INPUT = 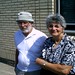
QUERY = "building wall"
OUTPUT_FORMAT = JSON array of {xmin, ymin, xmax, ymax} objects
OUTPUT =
[{"xmin": 0, "ymin": 0, "xmax": 54, "ymax": 61}]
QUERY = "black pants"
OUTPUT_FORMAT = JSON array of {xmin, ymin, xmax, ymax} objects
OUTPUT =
[
  {"xmin": 41, "ymin": 68, "xmax": 75, "ymax": 75},
  {"xmin": 41, "ymin": 68, "xmax": 58, "ymax": 75}
]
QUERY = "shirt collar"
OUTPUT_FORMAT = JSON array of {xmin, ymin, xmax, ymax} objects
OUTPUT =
[{"xmin": 25, "ymin": 27, "xmax": 36, "ymax": 39}]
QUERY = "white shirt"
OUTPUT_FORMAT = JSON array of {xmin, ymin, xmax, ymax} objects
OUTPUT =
[{"xmin": 14, "ymin": 28, "xmax": 47, "ymax": 71}]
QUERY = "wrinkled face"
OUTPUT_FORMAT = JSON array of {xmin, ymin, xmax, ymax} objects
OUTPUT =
[
  {"xmin": 47, "ymin": 22, "xmax": 64, "ymax": 37},
  {"xmin": 17, "ymin": 21, "xmax": 33, "ymax": 34}
]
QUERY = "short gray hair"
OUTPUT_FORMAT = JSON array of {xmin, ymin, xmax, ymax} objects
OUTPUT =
[{"xmin": 46, "ymin": 14, "xmax": 66, "ymax": 28}]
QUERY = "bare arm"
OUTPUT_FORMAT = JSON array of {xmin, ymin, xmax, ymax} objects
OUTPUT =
[{"xmin": 36, "ymin": 58, "xmax": 72, "ymax": 75}]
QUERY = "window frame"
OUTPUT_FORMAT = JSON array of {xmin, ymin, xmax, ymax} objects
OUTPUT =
[{"xmin": 56, "ymin": 0, "xmax": 75, "ymax": 35}]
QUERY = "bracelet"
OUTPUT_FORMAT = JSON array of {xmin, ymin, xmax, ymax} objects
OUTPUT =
[
  {"xmin": 43, "ymin": 63, "xmax": 46, "ymax": 66},
  {"xmin": 42, "ymin": 61, "xmax": 47, "ymax": 66}
]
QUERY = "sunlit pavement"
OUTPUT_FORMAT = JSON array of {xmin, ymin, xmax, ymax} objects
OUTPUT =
[{"xmin": 0, "ymin": 62, "xmax": 15, "ymax": 75}]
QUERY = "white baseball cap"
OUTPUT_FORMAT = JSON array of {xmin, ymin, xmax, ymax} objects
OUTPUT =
[{"xmin": 16, "ymin": 11, "xmax": 34, "ymax": 22}]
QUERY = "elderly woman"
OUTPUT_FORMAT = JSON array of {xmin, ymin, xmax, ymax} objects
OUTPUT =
[{"xmin": 36, "ymin": 14, "xmax": 75, "ymax": 75}]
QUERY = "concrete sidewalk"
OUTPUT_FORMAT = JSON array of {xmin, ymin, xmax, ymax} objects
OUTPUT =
[{"xmin": 0, "ymin": 62, "xmax": 15, "ymax": 75}]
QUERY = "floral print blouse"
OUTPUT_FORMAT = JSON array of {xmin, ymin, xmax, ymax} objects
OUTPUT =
[{"xmin": 42, "ymin": 34, "xmax": 75, "ymax": 74}]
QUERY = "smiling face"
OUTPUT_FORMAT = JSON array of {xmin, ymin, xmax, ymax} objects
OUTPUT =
[
  {"xmin": 47, "ymin": 22, "xmax": 64, "ymax": 37},
  {"xmin": 17, "ymin": 21, "xmax": 33, "ymax": 35}
]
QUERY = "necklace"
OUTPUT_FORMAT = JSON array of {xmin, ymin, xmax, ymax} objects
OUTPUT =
[{"xmin": 53, "ymin": 42, "xmax": 60, "ymax": 48}]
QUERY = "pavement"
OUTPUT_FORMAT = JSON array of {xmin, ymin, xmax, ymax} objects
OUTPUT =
[{"xmin": 0, "ymin": 62, "xmax": 15, "ymax": 75}]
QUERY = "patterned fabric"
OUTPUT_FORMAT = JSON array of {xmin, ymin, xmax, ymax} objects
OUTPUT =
[{"xmin": 42, "ymin": 34, "xmax": 75, "ymax": 74}]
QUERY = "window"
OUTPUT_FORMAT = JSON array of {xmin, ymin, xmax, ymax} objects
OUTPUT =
[{"xmin": 56, "ymin": 0, "xmax": 75, "ymax": 35}]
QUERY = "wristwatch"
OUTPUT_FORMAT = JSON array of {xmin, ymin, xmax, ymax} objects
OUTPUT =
[
  {"xmin": 43, "ymin": 63, "xmax": 46, "ymax": 66},
  {"xmin": 42, "ymin": 61, "xmax": 46, "ymax": 66}
]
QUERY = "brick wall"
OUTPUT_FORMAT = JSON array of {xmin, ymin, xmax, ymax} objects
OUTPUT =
[{"xmin": 0, "ymin": 0, "xmax": 54, "ymax": 61}]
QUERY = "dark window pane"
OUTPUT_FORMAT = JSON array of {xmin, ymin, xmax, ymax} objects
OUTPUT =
[
  {"xmin": 60, "ymin": 0, "xmax": 75, "ymax": 23},
  {"xmin": 65, "ymin": 25, "xmax": 75, "ymax": 30}
]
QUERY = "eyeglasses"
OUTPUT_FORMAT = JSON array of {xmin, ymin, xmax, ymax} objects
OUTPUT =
[
  {"xmin": 17, "ymin": 21, "xmax": 31, "ymax": 25},
  {"xmin": 47, "ymin": 23, "xmax": 62, "ymax": 28}
]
